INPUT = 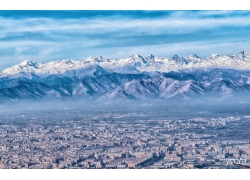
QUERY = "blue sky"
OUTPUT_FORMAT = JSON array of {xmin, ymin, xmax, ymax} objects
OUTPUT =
[{"xmin": 1, "ymin": 10, "xmax": 250, "ymax": 70}]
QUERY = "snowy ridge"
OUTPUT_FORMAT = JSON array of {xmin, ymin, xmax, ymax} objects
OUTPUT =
[
  {"xmin": 1, "ymin": 51, "xmax": 250, "ymax": 78},
  {"xmin": 0, "ymin": 68, "xmax": 250, "ymax": 102}
]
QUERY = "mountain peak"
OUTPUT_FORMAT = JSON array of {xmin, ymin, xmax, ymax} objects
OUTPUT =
[
  {"xmin": 172, "ymin": 55, "xmax": 180, "ymax": 60},
  {"xmin": 60, "ymin": 59, "xmax": 76, "ymax": 64},
  {"xmin": 210, "ymin": 54, "xmax": 219, "ymax": 58},
  {"xmin": 239, "ymin": 51, "xmax": 247, "ymax": 55},
  {"xmin": 94, "ymin": 56, "xmax": 104, "ymax": 62},
  {"xmin": 147, "ymin": 54, "xmax": 155, "ymax": 59},
  {"xmin": 237, "ymin": 51, "xmax": 250, "ymax": 57},
  {"xmin": 19, "ymin": 59, "xmax": 35, "ymax": 66},
  {"xmin": 188, "ymin": 54, "xmax": 200, "ymax": 59},
  {"xmin": 131, "ymin": 54, "xmax": 143, "ymax": 59},
  {"xmin": 84, "ymin": 57, "xmax": 95, "ymax": 62},
  {"xmin": 97, "ymin": 56, "xmax": 103, "ymax": 59}
]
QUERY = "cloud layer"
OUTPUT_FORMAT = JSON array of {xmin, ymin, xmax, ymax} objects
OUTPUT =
[{"xmin": 0, "ymin": 10, "xmax": 250, "ymax": 70}]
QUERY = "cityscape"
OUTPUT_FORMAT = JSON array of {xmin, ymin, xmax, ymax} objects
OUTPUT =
[
  {"xmin": 1, "ymin": 10, "xmax": 250, "ymax": 172},
  {"xmin": 0, "ymin": 101, "xmax": 250, "ymax": 169}
]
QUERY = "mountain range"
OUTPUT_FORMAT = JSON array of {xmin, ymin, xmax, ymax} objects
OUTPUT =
[{"xmin": 1, "ymin": 51, "xmax": 250, "ymax": 102}]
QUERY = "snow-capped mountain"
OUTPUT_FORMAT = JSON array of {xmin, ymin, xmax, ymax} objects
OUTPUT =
[
  {"xmin": 1, "ymin": 51, "xmax": 250, "ymax": 102},
  {"xmin": 2, "ymin": 51, "xmax": 250, "ymax": 78}
]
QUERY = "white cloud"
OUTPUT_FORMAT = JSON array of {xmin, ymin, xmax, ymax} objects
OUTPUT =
[
  {"xmin": 1, "ymin": 13, "xmax": 250, "ymax": 37},
  {"xmin": 15, "ymin": 46, "xmax": 29, "ymax": 54}
]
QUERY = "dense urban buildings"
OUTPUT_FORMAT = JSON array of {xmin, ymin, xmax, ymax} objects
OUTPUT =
[{"xmin": 0, "ymin": 104, "xmax": 249, "ymax": 169}]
